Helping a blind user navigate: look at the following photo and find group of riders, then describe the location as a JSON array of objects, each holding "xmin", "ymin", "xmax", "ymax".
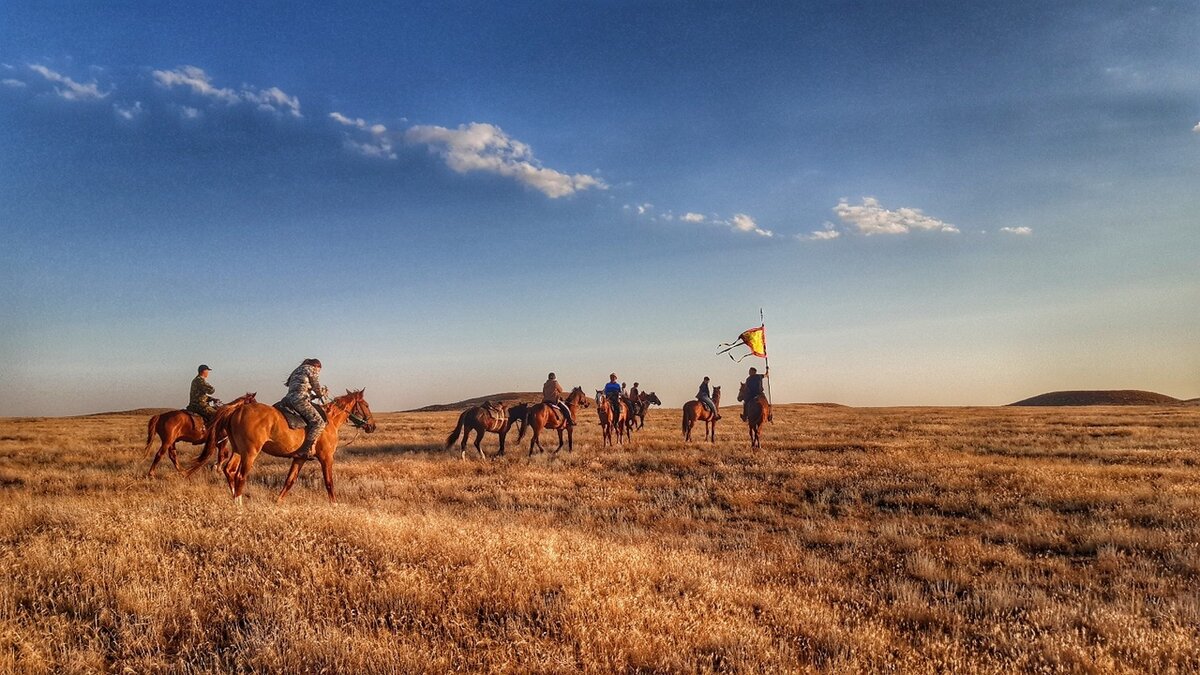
[
  {"xmin": 186, "ymin": 358, "xmax": 329, "ymax": 459},
  {"xmin": 186, "ymin": 360, "xmax": 770, "ymax": 444}
]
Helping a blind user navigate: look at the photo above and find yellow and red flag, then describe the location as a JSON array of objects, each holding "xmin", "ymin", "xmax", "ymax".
[{"xmin": 717, "ymin": 325, "xmax": 767, "ymax": 361}]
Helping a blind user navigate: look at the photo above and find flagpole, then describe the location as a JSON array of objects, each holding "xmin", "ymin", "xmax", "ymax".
[{"xmin": 761, "ymin": 308, "xmax": 773, "ymax": 422}]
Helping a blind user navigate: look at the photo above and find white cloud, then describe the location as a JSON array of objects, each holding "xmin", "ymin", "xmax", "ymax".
[
  {"xmin": 113, "ymin": 101, "xmax": 143, "ymax": 120},
  {"xmin": 243, "ymin": 86, "xmax": 301, "ymax": 118},
  {"xmin": 153, "ymin": 66, "xmax": 301, "ymax": 117},
  {"xmin": 833, "ymin": 197, "xmax": 959, "ymax": 235},
  {"xmin": 681, "ymin": 212, "xmax": 706, "ymax": 223},
  {"xmin": 726, "ymin": 213, "xmax": 774, "ymax": 237},
  {"xmin": 29, "ymin": 64, "xmax": 109, "ymax": 101},
  {"xmin": 800, "ymin": 223, "xmax": 841, "ymax": 241},
  {"xmin": 405, "ymin": 122, "xmax": 606, "ymax": 198},
  {"xmin": 1193, "ymin": 121, "xmax": 1200, "ymax": 133},
  {"xmin": 999, "ymin": 226, "xmax": 1033, "ymax": 235},
  {"xmin": 2, "ymin": 78, "xmax": 26, "ymax": 88},
  {"xmin": 180, "ymin": 106, "xmax": 201, "ymax": 120}
]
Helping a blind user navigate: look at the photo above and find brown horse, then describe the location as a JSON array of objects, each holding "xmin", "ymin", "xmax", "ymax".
[
  {"xmin": 144, "ymin": 393, "xmax": 256, "ymax": 477},
  {"xmin": 596, "ymin": 392, "xmax": 627, "ymax": 446},
  {"xmin": 682, "ymin": 386, "xmax": 721, "ymax": 442},
  {"xmin": 446, "ymin": 402, "xmax": 522, "ymax": 460},
  {"xmin": 194, "ymin": 390, "xmax": 376, "ymax": 503},
  {"xmin": 519, "ymin": 387, "xmax": 589, "ymax": 456},
  {"xmin": 738, "ymin": 381, "xmax": 770, "ymax": 449}
]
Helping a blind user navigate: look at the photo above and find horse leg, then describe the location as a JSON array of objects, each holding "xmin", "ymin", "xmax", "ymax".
[
  {"xmin": 147, "ymin": 436, "xmax": 169, "ymax": 477},
  {"xmin": 232, "ymin": 449, "xmax": 260, "ymax": 503},
  {"xmin": 223, "ymin": 454, "xmax": 240, "ymax": 495},
  {"xmin": 474, "ymin": 429, "xmax": 486, "ymax": 460},
  {"xmin": 566, "ymin": 426, "xmax": 573, "ymax": 452},
  {"xmin": 553, "ymin": 427, "xmax": 564, "ymax": 454},
  {"xmin": 318, "ymin": 454, "xmax": 336, "ymax": 503},
  {"xmin": 497, "ymin": 426, "xmax": 507, "ymax": 457},
  {"xmin": 278, "ymin": 459, "xmax": 305, "ymax": 503},
  {"xmin": 167, "ymin": 442, "xmax": 182, "ymax": 472}
]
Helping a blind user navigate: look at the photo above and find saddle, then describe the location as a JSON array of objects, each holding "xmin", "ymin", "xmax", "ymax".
[
  {"xmin": 274, "ymin": 399, "xmax": 328, "ymax": 430},
  {"xmin": 481, "ymin": 401, "xmax": 508, "ymax": 432},
  {"xmin": 185, "ymin": 412, "xmax": 208, "ymax": 430}
]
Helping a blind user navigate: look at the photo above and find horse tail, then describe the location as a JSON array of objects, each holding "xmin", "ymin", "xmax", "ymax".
[
  {"xmin": 184, "ymin": 409, "xmax": 232, "ymax": 477},
  {"xmin": 143, "ymin": 414, "xmax": 161, "ymax": 457},
  {"xmin": 446, "ymin": 411, "xmax": 467, "ymax": 448},
  {"xmin": 517, "ymin": 408, "xmax": 532, "ymax": 441}
]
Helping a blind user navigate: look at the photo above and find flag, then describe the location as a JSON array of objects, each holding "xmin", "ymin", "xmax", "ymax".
[{"xmin": 717, "ymin": 325, "xmax": 767, "ymax": 362}]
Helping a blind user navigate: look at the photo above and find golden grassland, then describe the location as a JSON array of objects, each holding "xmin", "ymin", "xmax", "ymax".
[{"xmin": 1, "ymin": 403, "xmax": 1198, "ymax": 673}]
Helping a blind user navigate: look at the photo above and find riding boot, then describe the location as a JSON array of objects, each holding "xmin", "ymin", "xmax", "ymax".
[{"xmin": 294, "ymin": 427, "xmax": 320, "ymax": 459}]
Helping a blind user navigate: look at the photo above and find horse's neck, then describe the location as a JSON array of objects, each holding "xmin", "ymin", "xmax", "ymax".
[{"xmin": 323, "ymin": 398, "xmax": 353, "ymax": 429}]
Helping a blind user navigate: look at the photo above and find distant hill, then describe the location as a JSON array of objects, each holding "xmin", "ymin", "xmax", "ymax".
[
  {"xmin": 1009, "ymin": 390, "xmax": 1180, "ymax": 407},
  {"xmin": 408, "ymin": 392, "xmax": 543, "ymax": 413},
  {"xmin": 80, "ymin": 408, "xmax": 174, "ymax": 418}
]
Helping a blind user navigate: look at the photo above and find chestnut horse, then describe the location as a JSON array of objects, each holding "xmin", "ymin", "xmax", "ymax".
[
  {"xmin": 519, "ymin": 387, "xmax": 589, "ymax": 456},
  {"xmin": 682, "ymin": 386, "xmax": 721, "ymax": 443},
  {"xmin": 192, "ymin": 389, "xmax": 376, "ymax": 503},
  {"xmin": 595, "ymin": 392, "xmax": 627, "ymax": 446},
  {"xmin": 143, "ymin": 393, "xmax": 256, "ymax": 477},
  {"xmin": 446, "ymin": 402, "xmax": 525, "ymax": 460},
  {"xmin": 738, "ymin": 381, "xmax": 770, "ymax": 449}
]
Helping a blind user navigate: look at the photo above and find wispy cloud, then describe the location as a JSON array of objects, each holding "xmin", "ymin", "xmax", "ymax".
[
  {"xmin": 999, "ymin": 226, "xmax": 1033, "ymax": 235},
  {"xmin": 330, "ymin": 112, "xmax": 396, "ymax": 159},
  {"xmin": 681, "ymin": 212, "xmax": 706, "ymax": 223},
  {"xmin": 726, "ymin": 213, "xmax": 774, "ymax": 237},
  {"xmin": 799, "ymin": 223, "xmax": 841, "ymax": 241},
  {"xmin": 405, "ymin": 122, "xmax": 606, "ymax": 198},
  {"xmin": 1193, "ymin": 121, "xmax": 1200, "ymax": 133},
  {"xmin": 113, "ymin": 101, "xmax": 143, "ymax": 120},
  {"xmin": 2, "ymin": 78, "xmax": 26, "ymax": 89},
  {"xmin": 833, "ymin": 197, "xmax": 958, "ymax": 235},
  {"xmin": 29, "ymin": 64, "xmax": 109, "ymax": 101},
  {"xmin": 152, "ymin": 65, "xmax": 301, "ymax": 117}
]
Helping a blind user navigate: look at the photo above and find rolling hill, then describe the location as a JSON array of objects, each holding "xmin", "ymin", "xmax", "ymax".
[
  {"xmin": 1009, "ymin": 390, "xmax": 1181, "ymax": 406},
  {"xmin": 407, "ymin": 392, "xmax": 543, "ymax": 412}
]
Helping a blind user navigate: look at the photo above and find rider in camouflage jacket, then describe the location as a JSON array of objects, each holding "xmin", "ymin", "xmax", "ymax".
[{"xmin": 286, "ymin": 358, "xmax": 328, "ymax": 459}]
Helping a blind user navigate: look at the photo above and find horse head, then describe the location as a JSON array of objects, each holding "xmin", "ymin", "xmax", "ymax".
[
  {"xmin": 343, "ymin": 388, "xmax": 377, "ymax": 433},
  {"xmin": 645, "ymin": 392, "xmax": 662, "ymax": 406},
  {"xmin": 569, "ymin": 386, "xmax": 591, "ymax": 408},
  {"xmin": 736, "ymin": 381, "xmax": 746, "ymax": 402}
]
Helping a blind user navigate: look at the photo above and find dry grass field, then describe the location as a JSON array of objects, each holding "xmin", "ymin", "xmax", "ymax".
[{"xmin": 1, "ymin": 403, "xmax": 1198, "ymax": 673}]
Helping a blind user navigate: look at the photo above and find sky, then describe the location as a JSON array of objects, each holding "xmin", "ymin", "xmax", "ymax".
[{"xmin": 1, "ymin": 1, "xmax": 1198, "ymax": 415}]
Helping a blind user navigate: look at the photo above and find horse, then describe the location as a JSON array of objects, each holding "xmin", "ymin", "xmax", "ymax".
[
  {"xmin": 445, "ymin": 402, "xmax": 521, "ymax": 460},
  {"xmin": 519, "ymin": 387, "xmax": 589, "ymax": 456},
  {"xmin": 629, "ymin": 391, "xmax": 662, "ymax": 431},
  {"xmin": 596, "ymin": 392, "xmax": 626, "ymax": 446},
  {"xmin": 144, "ymin": 393, "xmax": 256, "ymax": 477},
  {"xmin": 189, "ymin": 389, "xmax": 376, "ymax": 503},
  {"xmin": 738, "ymin": 381, "xmax": 770, "ymax": 449},
  {"xmin": 682, "ymin": 386, "xmax": 721, "ymax": 443}
]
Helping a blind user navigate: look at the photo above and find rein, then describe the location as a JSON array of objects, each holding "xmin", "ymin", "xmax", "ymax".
[{"xmin": 326, "ymin": 396, "xmax": 371, "ymax": 448}]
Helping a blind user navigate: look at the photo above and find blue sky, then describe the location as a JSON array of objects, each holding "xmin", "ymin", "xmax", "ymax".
[{"xmin": 1, "ymin": 1, "xmax": 1198, "ymax": 415}]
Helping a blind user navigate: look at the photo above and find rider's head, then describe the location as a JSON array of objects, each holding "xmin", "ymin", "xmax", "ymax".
[
  {"xmin": 198, "ymin": 364, "xmax": 211, "ymax": 376},
  {"xmin": 609, "ymin": 373, "xmax": 618, "ymax": 382},
  {"xmin": 703, "ymin": 376, "xmax": 710, "ymax": 382},
  {"xmin": 304, "ymin": 358, "xmax": 322, "ymax": 369},
  {"xmin": 748, "ymin": 367, "xmax": 758, "ymax": 375},
  {"xmin": 633, "ymin": 382, "xmax": 639, "ymax": 387},
  {"xmin": 548, "ymin": 372, "xmax": 556, "ymax": 380}
]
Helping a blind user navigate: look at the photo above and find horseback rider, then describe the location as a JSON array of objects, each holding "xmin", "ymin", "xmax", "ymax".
[
  {"xmin": 186, "ymin": 364, "xmax": 219, "ymax": 423},
  {"xmin": 541, "ymin": 372, "xmax": 575, "ymax": 428},
  {"xmin": 741, "ymin": 366, "xmax": 768, "ymax": 421},
  {"xmin": 629, "ymin": 382, "xmax": 640, "ymax": 401},
  {"xmin": 286, "ymin": 358, "xmax": 328, "ymax": 459},
  {"xmin": 603, "ymin": 373, "xmax": 623, "ymax": 415},
  {"xmin": 697, "ymin": 376, "xmax": 720, "ymax": 421}
]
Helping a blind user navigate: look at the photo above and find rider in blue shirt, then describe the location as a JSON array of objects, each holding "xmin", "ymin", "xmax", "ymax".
[{"xmin": 603, "ymin": 373, "xmax": 622, "ymax": 415}]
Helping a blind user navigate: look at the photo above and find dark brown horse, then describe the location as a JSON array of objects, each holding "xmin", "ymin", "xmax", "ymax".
[
  {"xmin": 681, "ymin": 386, "xmax": 721, "ymax": 442},
  {"xmin": 189, "ymin": 389, "xmax": 376, "ymax": 503},
  {"xmin": 519, "ymin": 387, "xmax": 589, "ymax": 456},
  {"xmin": 596, "ymin": 392, "xmax": 627, "ymax": 446},
  {"xmin": 144, "ymin": 393, "xmax": 256, "ymax": 477},
  {"xmin": 628, "ymin": 391, "xmax": 662, "ymax": 431},
  {"xmin": 738, "ymin": 381, "xmax": 770, "ymax": 449},
  {"xmin": 446, "ymin": 402, "xmax": 522, "ymax": 460}
]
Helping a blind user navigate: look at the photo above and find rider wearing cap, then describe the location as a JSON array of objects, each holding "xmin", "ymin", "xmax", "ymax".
[
  {"xmin": 286, "ymin": 358, "xmax": 328, "ymax": 459},
  {"xmin": 603, "ymin": 373, "xmax": 622, "ymax": 416},
  {"xmin": 696, "ymin": 376, "xmax": 720, "ymax": 420},
  {"xmin": 542, "ymin": 372, "xmax": 575, "ymax": 428},
  {"xmin": 186, "ymin": 364, "xmax": 218, "ymax": 423}
]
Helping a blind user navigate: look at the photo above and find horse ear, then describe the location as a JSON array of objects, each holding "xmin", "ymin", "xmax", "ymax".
[{"xmin": 346, "ymin": 389, "xmax": 352, "ymax": 395}]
